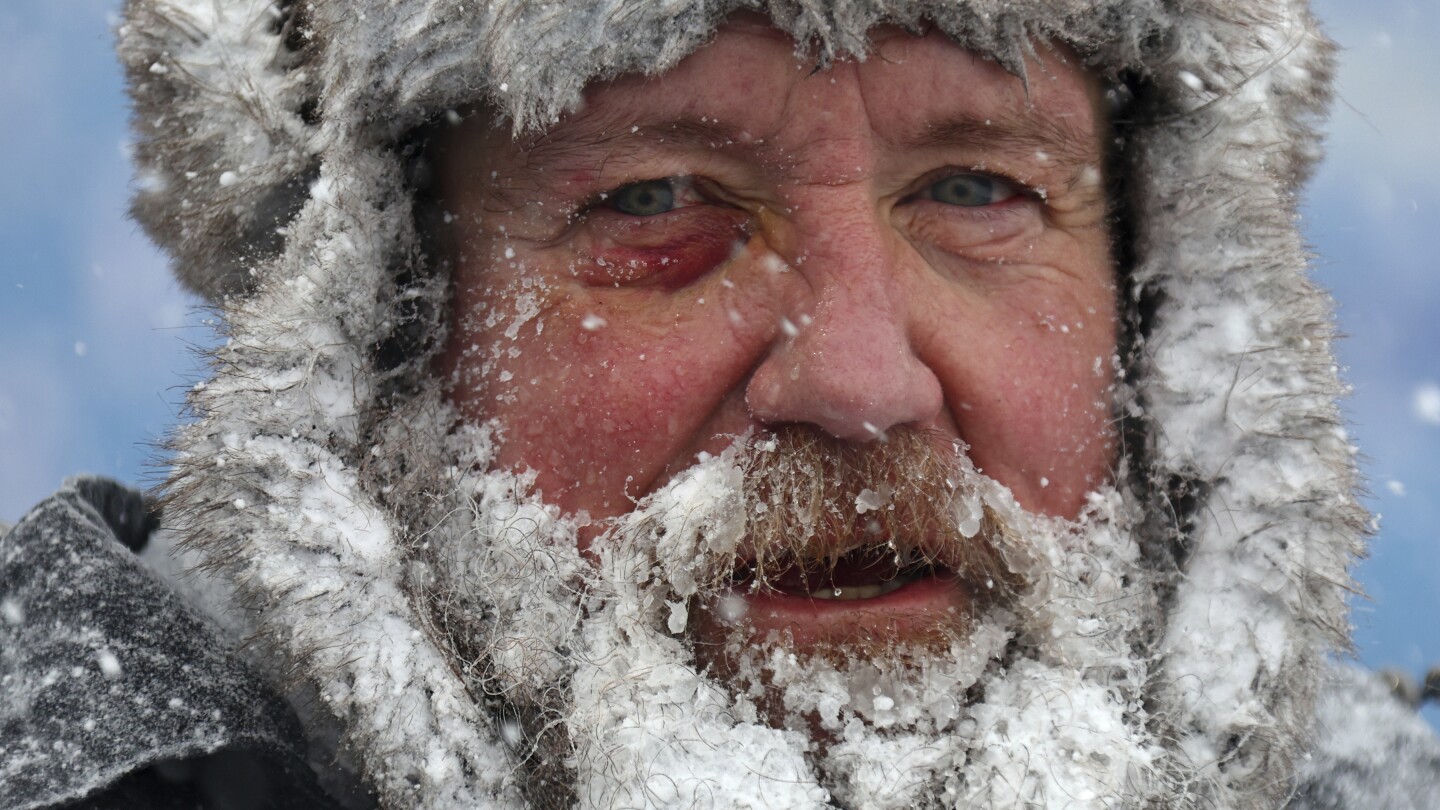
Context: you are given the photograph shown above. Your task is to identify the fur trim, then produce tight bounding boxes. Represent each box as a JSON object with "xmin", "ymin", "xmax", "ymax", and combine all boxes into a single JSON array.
[{"xmin": 122, "ymin": 0, "xmax": 1366, "ymax": 806}]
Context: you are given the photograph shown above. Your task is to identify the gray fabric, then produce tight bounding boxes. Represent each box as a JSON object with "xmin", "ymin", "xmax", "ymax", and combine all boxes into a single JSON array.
[
  {"xmin": 0, "ymin": 477, "xmax": 331, "ymax": 809},
  {"xmin": 1291, "ymin": 668, "xmax": 1440, "ymax": 810}
]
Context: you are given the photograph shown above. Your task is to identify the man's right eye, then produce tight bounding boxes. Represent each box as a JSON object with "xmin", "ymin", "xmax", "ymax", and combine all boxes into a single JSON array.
[{"xmin": 606, "ymin": 179, "xmax": 679, "ymax": 216}]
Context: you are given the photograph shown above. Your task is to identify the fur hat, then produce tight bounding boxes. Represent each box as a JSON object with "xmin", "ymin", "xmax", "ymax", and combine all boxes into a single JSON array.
[{"xmin": 119, "ymin": 1, "xmax": 1365, "ymax": 806}]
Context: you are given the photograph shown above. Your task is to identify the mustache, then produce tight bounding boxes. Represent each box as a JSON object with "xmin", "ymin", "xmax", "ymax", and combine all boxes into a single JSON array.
[{"xmin": 718, "ymin": 425, "xmax": 1021, "ymax": 601}]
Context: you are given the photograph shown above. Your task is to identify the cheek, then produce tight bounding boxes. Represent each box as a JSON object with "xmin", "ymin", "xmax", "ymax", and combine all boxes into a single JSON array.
[
  {"xmin": 932, "ymin": 290, "xmax": 1117, "ymax": 517},
  {"xmin": 490, "ymin": 345, "xmax": 678, "ymax": 514},
  {"xmin": 454, "ymin": 310, "xmax": 680, "ymax": 506},
  {"xmin": 447, "ymin": 283, "xmax": 778, "ymax": 519}
]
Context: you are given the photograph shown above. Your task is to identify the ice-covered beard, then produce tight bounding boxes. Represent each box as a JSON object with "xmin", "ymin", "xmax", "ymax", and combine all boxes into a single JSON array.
[
  {"xmin": 416, "ymin": 423, "xmax": 1166, "ymax": 809},
  {"xmin": 684, "ymin": 427, "xmax": 1020, "ymax": 732}
]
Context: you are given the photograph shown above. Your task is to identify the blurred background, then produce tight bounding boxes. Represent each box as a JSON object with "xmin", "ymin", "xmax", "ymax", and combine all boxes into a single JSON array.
[{"xmin": 2, "ymin": 0, "xmax": 1437, "ymax": 725}]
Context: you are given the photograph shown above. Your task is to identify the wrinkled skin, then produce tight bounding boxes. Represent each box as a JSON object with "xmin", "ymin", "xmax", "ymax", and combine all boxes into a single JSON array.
[{"xmin": 435, "ymin": 16, "xmax": 1117, "ymax": 656}]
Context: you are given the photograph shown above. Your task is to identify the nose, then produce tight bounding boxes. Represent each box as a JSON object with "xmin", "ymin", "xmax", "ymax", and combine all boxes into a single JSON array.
[{"xmin": 745, "ymin": 208, "xmax": 944, "ymax": 443}]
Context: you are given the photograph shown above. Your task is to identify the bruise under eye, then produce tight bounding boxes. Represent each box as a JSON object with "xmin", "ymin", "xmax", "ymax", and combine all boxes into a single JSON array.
[{"xmin": 580, "ymin": 205, "xmax": 750, "ymax": 290}]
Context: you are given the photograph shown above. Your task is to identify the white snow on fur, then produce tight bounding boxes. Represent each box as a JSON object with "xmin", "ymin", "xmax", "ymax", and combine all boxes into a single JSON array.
[{"xmin": 128, "ymin": 0, "xmax": 1365, "ymax": 806}]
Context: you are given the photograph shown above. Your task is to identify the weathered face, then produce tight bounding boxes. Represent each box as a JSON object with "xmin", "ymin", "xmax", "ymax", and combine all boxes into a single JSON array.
[{"xmin": 435, "ymin": 19, "xmax": 1117, "ymax": 666}]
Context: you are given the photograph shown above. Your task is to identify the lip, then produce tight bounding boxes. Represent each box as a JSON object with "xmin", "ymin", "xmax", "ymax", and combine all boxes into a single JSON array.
[{"xmin": 701, "ymin": 571, "xmax": 978, "ymax": 649}]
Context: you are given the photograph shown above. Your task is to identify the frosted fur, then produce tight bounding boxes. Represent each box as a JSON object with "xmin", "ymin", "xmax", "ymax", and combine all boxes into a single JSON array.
[
  {"xmin": 119, "ymin": 0, "xmax": 1365, "ymax": 807},
  {"xmin": 424, "ymin": 444, "xmax": 1161, "ymax": 808}
]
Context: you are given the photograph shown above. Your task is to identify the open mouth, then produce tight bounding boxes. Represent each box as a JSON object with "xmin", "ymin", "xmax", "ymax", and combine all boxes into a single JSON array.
[
  {"xmin": 733, "ymin": 544, "xmax": 954, "ymax": 602},
  {"xmin": 692, "ymin": 537, "xmax": 983, "ymax": 653}
]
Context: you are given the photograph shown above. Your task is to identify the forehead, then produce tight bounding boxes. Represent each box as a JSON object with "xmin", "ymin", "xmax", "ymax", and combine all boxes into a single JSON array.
[{"xmin": 513, "ymin": 21, "xmax": 1104, "ymax": 166}]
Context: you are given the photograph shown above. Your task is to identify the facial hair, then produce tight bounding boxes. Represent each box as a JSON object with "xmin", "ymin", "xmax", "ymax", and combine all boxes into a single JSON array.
[
  {"xmin": 410, "ymin": 423, "xmax": 1167, "ymax": 809},
  {"xmin": 680, "ymin": 427, "xmax": 1019, "ymax": 735}
]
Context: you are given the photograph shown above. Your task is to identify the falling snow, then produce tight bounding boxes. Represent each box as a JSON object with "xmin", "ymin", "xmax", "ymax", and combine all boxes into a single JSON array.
[{"xmin": 1413, "ymin": 382, "xmax": 1440, "ymax": 425}]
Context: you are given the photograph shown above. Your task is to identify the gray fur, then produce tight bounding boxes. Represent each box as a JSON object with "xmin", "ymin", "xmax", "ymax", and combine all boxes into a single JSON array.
[{"xmin": 118, "ymin": 0, "xmax": 1370, "ymax": 806}]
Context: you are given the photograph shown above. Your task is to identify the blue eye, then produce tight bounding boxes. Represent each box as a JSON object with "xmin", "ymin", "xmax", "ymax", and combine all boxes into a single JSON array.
[
  {"xmin": 924, "ymin": 174, "xmax": 1017, "ymax": 207},
  {"xmin": 608, "ymin": 179, "xmax": 677, "ymax": 216}
]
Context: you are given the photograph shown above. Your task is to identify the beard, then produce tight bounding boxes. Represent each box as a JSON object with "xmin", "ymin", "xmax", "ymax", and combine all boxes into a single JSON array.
[
  {"xmin": 683, "ymin": 428, "xmax": 1019, "ymax": 735},
  {"xmin": 407, "ymin": 423, "xmax": 1167, "ymax": 809}
]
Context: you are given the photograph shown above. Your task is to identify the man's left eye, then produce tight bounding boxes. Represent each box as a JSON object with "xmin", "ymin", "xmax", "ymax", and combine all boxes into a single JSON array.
[
  {"xmin": 606, "ymin": 179, "xmax": 679, "ymax": 216},
  {"xmin": 922, "ymin": 173, "xmax": 1018, "ymax": 207}
]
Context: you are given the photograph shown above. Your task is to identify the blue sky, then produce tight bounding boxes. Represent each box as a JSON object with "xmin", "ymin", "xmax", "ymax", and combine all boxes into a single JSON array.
[
  {"xmin": 3, "ymin": 0, "xmax": 1438, "ymax": 722},
  {"xmin": 1304, "ymin": 0, "xmax": 1440, "ymax": 724}
]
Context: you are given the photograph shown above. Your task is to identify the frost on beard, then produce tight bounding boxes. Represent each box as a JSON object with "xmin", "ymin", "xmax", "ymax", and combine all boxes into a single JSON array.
[{"xmin": 416, "ymin": 434, "xmax": 1164, "ymax": 809}]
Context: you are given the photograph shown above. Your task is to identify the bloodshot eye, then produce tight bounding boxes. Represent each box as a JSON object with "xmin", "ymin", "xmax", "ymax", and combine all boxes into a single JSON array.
[
  {"xmin": 924, "ymin": 173, "xmax": 1018, "ymax": 207},
  {"xmin": 607, "ymin": 179, "xmax": 680, "ymax": 216}
]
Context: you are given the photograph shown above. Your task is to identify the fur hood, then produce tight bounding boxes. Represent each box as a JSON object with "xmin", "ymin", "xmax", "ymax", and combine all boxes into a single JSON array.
[{"xmin": 118, "ymin": 0, "xmax": 1365, "ymax": 807}]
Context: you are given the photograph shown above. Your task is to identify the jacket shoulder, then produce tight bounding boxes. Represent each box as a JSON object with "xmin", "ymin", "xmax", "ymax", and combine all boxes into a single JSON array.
[{"xmin": 1, "ymin": 477, "xmax": 343, "ymax": 810}]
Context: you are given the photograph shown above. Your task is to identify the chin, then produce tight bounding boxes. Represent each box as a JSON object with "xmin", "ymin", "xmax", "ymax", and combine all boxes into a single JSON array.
[
  {"xmin": 689, "ymin": 586, "xmax": 1009, "ymax": 738},
  {"xmin": 404, "ymin": 419, "xmax": 1163, "ymax": 808}
]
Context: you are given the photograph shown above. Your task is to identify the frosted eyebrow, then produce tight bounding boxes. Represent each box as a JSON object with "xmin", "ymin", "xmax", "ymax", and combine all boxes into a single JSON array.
[
  {"xmin": 516, "ymin": 116, "xmax": 757, "ymax": 167},
  {"xmin": 896, "ymin": 111, "xmax": 1100, "ymax": 167}
]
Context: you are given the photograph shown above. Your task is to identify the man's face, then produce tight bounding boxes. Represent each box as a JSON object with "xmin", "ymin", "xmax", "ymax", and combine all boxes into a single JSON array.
[{"xmin": 435, "ymin": 20, "xmax": 1116, "ymax": 663}]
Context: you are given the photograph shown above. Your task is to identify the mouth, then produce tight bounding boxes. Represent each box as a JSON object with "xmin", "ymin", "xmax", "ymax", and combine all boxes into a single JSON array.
[
  {"xmin": 734, "ymin": 544, "xmax": 952, "ymax": 602},
  {"xmin": 694, "ymin": 537, "xmax": 985, "ymax": 651}
]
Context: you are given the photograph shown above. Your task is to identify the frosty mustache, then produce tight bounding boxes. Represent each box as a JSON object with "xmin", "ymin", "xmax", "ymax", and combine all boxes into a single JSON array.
[
  {"xmin": 677, "ymin": 424, "xmax": 1022, "ymax": 609},
  {"xmin": 422, "ymin": 422, "xmax": 1025, "ymax": 658},
  {"xmin": 421, "ymin": 422, "xmax": 1029, "ymax": 707}
]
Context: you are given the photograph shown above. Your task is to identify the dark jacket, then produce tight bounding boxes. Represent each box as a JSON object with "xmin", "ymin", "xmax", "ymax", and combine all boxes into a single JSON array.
[{"xmin": 0, "ymin": 478, "xmax": 347, "ymax": 810}]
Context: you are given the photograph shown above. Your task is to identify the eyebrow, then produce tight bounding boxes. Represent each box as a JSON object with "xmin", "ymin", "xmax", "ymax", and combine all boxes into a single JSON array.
[
  {"xmin": 517, "ymin": 116, "xmax": 754, "ymax": 168},
  {"xmin": 893, "ymin": 110, "xmax": 1101, "ymax": 167},
  {"xmin": 509, "ymin": 107, "xmax": 1101, "ymax": 180}
]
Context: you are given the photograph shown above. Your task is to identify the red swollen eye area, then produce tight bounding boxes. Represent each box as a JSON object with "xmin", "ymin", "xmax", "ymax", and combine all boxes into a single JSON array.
[{"xmin": 579, "ymin": 207, "xmax": 750, "ymax": 290}]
